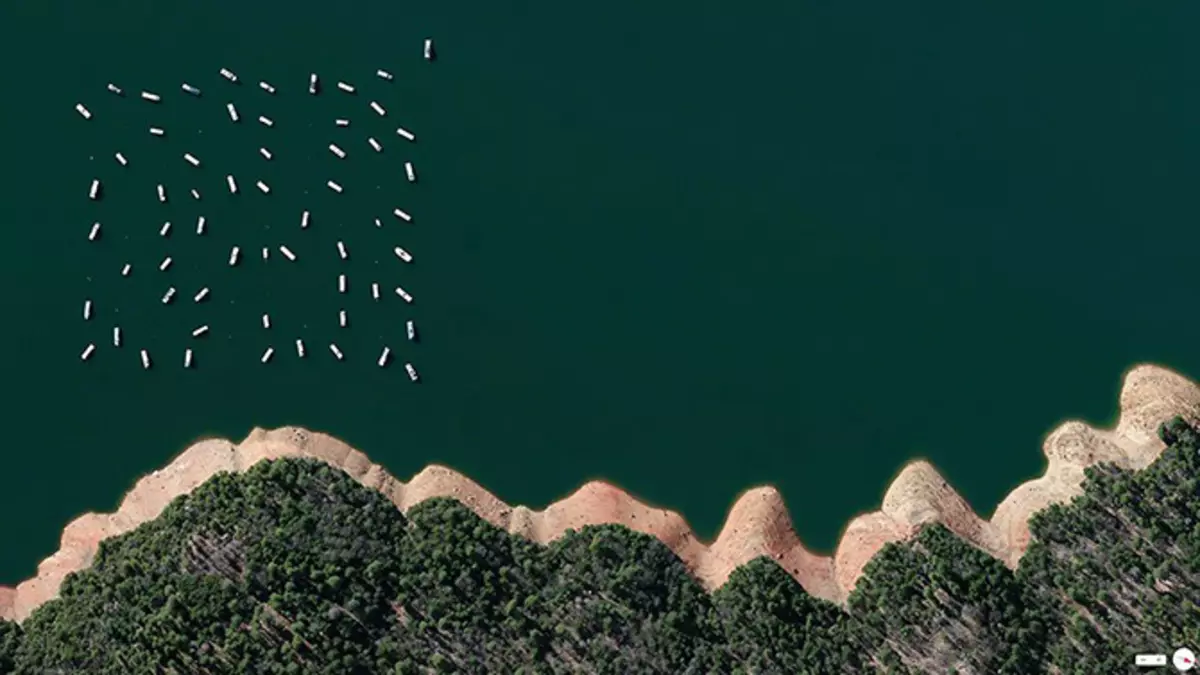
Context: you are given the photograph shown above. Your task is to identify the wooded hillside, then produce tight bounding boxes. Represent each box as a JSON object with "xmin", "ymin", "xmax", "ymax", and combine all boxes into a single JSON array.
[{"xmin": 2, "ymin": 417, "xmax": 1197, "ymax": 673}]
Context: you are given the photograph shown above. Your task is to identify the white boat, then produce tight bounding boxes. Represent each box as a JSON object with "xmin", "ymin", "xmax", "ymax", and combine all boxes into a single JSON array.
[
  {"xmin": 262, "ymin": 313, "xmax": 271, "ymax": 329},
  {"xmin": 141, "ymin": 349, "xmax": 152, "ymax": 370},
  {"xmin": 405, "ymin": 162, "xmax": 416, "ymax": 182},
  {"xmin": 377, "ymin": 69, "xmax": 394, "ymax": 81},
  {"xmin": 121, "ymin": 263, "xmax": 132, "ymax": 277},
  {"xmin": 327, "ymin": 180, "xmax": 343, "ymax": 193},
  {"xmin": 192, "ymin": 325, "xmax": 209, "ymax": 338},
  {"xmin": 190, "ymin": 188, "xmax": 201, "ymax": 200},
  {"xmin": 159, "ymin": 256, "xmax": 172, "ymax": 271},
  {"xmin": 424, "ymin": 38, "xmax": 435, "ymax": 61},
  {"xmin": 229, "ymin": 246, "xmax": 240, "ymax": 266},
  {"xmin": 81, "ymin": 344, "xmax": 96, "ymax": 361},
  {"xmin": 336, "ymin": 241, "xmax": 348, "ymax": 260},
  {"xmin": 159, "ymin": 221, "xmax": 171, "ymax": 237},
  {"xmin": 162, "ymin": 287, "xmax": 176, "ymax": 304},
  {"xmin": 393, "ymin": 208, "xmax": 412, "ymax": 222},
  {"xmin": 370, "ymin": 101, "xmax": 386, "ymax": 116},
  {"xmin": 258, "ymin": 115, "xmax": 274, "ymax": 127},
  {"xmin": 220, "ymin": 67, "xmax": 238, "ymax": 82},
  {"xmin": 368, "ymin": 137, "xmax": 382, "ymax": 152},
  {"xmin": 196, "ymin": 216, "xmax": 206, "ymax": 235},
  {"xmin": 395, "ymin": 286, "xmax": 413, "ymax": 303},
  {"xmin": 149, "ymin": 127, "xmax": 165, "ymax": 137},
  {"xmin": 338, "ymin": 309, "xmax": 347, "ymax": 327},
  {"xmin": 184, "ymin": 348, "xmax": 194, "ymax": 368},
  {"xmin": 393, "ymin": 246, "xmax": 413, "ymax": 263},
  {"xmin": 115, "ymin": 152, "xmax": 128, "ymax": 166},
  {"xmin": 89, "ymin": 179, "xmax": 101, "ymax": 200},
  {"xmin": 335, "ymin": 119, "xmax": 350, "ymax": 127},
  {"xmin": 107, "ymin": 83, "xmax": 123, "ymax": 95},
  {"xmin": 396, "ymin": 127, "xmax": 416, "ymax": 142},
  {"xmin": 301, "ymin": 210, "xmax": 310, "ymax": 229},
  {"xmin": 329, "ymin": 343, "xmax": 344, "ymax": 361},
  {"xmin": 113, "ymin": 326, "xmax": 121, "ymax": 347},
  {"xmin": 262, "ymin": 247, "xmax": 270, "ymax": 260},
  {"xmin": 377, "ymin": 347, "xmax": 391, "ymax": 367},
  {"xmin": 156, "ymin": 184, "xmax": 167, "ymax": 202},
  {"xmin": 183, "ymin": 152, "xmax": 200, "ymax": 167},
  {"xmin": 261, "ymin": 347, "xmax": 275, "ymax": 364},
  {"xmin": 309, "ymin": 73, "xmax": 319, "ymax": 94},
  {"xmin": 88, "ymin": 222, "xmax": 101, "ymax": 241},
  {"xmin": 256, "ymin": 180, "xmax": 270, "ymax": 194},
  {"xmin": 405, "ymin": 362, "xmax": 419, "ymax": 381},
  {"xmin": 227, "ymin": 175, "xmax": 239, "ymax": 194},
  {"xmin": 193, "ymin": 287, "xmax": 209, "ymax": 303},
  {"xmin": 279, "ymin": 245, "xmax": 296, "ymax": 261},
  {"xmin": 181, "ymin": 83, "xmax": 201, "ymax": 96},
  {"xmin": 140, "ymin": 91, "xmax": 161, "ymax": 102},
  {"xmin": 227, "ymin": 102, "xmax": 239, "ymax": 122},
  {"xmin": 407, "ymin": 320, "xmax": 416, "ymax": 341},
  {"xmin": 329, "ymin": 143, "xmax": 346, "ymax": 159},
  {"xmin": 75, "ymin": 103, "xmax": 92, "ymax": 119},
  {"xmin": 338, "ymin": 274, "xmax": 347, "ymax": 294},
  {"xmin": 371, "ymin": 282, "xmax": 380, "ymax": 300},
  {"xmin": 373, "ymin": 218, "xmax": 382, "ymax": 228},
  {"xmin": 259, "ymin": 80, "xmax": 276, "ymax": 94},
  {"xmin": 295, "ymin": 339, "xmax": 306, "ymax": 357},
  {"xmin": 83, "ymin": 299, "xmax": 93, "ymax": 320},
  {"xmin": 337, "ymin": 81, "xmax": 355, "ymax": 93},
  {"xmin": 260, "ymin": 147, "xmax": 272, "ymax": 160}
]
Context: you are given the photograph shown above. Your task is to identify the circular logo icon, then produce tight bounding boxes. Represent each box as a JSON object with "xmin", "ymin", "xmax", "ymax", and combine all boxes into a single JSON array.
[{"xmin": 1175, "ymin": 648, "xmax": 1196, "ymax": 672}]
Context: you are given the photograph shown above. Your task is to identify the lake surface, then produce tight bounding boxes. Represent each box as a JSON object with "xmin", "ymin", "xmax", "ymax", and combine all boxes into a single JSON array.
[{"xmin": 0, "ymin": 1, "xmax": 1198, "ymax": 583}]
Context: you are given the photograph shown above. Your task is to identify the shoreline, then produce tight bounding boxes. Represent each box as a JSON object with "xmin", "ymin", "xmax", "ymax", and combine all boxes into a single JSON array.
[{"xmin": 2, "ymin": 363, "xmax": 1198, "ymax": 622}]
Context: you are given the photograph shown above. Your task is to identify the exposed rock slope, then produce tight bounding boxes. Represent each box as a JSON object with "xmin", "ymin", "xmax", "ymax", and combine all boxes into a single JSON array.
[{"xmin": 1, "ymin": 364, "xmax": 1196, "ymax": 623}]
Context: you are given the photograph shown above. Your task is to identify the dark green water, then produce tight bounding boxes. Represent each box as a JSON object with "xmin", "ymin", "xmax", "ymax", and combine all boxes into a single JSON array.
[{"xmin": 0, "ymin": 1, "xmax": 1198, "ymax": 583}]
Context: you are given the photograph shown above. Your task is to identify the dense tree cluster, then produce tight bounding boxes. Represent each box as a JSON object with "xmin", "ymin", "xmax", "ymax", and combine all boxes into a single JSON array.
[{"xmin": 0, "ymin": 417, "xmax": 1197, "ymax": 673}]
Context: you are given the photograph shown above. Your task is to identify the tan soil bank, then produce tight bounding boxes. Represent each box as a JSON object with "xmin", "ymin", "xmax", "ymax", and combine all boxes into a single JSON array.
[{"xmin": 2, "ymin": 364, "xmax": 1198, "ymax": 623}]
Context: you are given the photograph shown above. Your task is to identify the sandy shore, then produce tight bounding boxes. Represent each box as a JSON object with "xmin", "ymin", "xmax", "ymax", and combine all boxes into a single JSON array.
[{"xmin": 1, "ymin": 363, "xmax": 1197, "ymax": 623}]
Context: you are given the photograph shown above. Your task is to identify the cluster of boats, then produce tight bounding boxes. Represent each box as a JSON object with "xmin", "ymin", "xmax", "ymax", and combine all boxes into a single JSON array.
[{"xmin": 76, "ymin": 43, "xmax": 436, "ymax": 382}]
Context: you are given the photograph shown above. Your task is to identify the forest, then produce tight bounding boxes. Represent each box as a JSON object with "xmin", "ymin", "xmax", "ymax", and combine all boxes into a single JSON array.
[{"xmin": 1, "ymin": 417, "xmax": 1198, "ymax": 673}]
